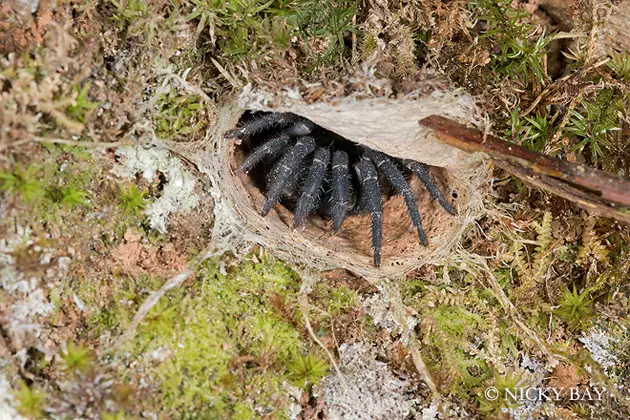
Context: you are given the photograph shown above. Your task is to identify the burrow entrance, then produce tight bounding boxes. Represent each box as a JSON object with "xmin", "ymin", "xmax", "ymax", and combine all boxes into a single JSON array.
[{"xmin": 231, "ymin": 110, "xmax": 463, "ymax": 267}]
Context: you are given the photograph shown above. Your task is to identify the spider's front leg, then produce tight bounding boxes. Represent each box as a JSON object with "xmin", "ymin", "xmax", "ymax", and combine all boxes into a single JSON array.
[
  {"xmin": 364, "ymin": 149, "xmax": 428, "ymax": 246},
  {"xmin": 262, "ymin": 136, "xmax": 316, "ymax": 216},
  {"xmin": 355, "ymin": 158, "xmax": 383, "ymax": 267},
  {"xmin": 237, "ymin": 133, "xmax": 291, "ymax": 174},
  {"xmin": 225, "ymin": 112, "xmax": 314, "ymax": 139}
]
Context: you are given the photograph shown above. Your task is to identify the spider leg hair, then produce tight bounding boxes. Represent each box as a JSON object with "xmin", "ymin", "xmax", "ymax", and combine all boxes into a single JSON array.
[
  {"xmin": 262, "ymin": 136, "xmax": 316, "ymax": 216},
  {"xmin": 294, "ymin": 147, "xmax": 330, "ymax": 228},
  {"xmin": 365, "ymin": 150, "xmax": 428, "ymax": 246},
  {"xmin": 355, "ymin": 158, "xmax": 382, "ymax": 267},
  {"xmin": 331, "ymin": 150, "xmax": 350, "ymax": 231},
  {"xmin": 237, "ymin": 133, "xmax": 291, "ymax": 174},
  {"xmin": 225, "ymin": 112, "xmax": 313, "ymax": 139},
  {"xmin": 404, "ymin": 160, "xmax": 456, "ymax": 215}
]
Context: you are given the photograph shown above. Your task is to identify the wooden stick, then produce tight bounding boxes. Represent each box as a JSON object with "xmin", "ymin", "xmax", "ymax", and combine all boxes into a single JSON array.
[{"xmin": 419, "ymin": 115, "xmax": 630, "ymax": 224}]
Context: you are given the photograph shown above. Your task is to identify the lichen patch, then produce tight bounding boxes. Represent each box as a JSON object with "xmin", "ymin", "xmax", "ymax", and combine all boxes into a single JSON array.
[{"xmin": 112, "ymin": 146, "xmax": 200, "ymax": 234}]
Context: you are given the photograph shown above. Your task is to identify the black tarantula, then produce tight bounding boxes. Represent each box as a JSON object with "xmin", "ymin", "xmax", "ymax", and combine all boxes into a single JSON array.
[{"xmin": 227, "ymin": 111, "xmax": 456, "ymax": 267}]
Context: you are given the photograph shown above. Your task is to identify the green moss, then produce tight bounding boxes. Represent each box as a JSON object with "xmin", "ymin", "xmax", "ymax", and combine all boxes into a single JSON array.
[
  {"xmin": 287, "ymin": 352, "xmax": 329, "ymax": 388},
  {"xmin": 184, "ymin": 0, "xmax": 358, "ymax": 68},
  {"xmin": 0, "ymin": 163, "xmax": 44, "ymax": 203},
  {"xmin": 65, "ymin": 82, "xmax": 99, "ymax": 123},
  {"xmin": 100, "ymin": 256, "xmax": 326, "ymax": 418},
  {"xmin": 101, "ymin": 412, "xmax": 129, "ymax": 420},
  {"xmin": 608, "ymin": 51, "xmax": 630, "ymax": 81},
  {"xmin": 478, "ymin": 370, "xmax": 525, "ymax": 415},
  {"xmin": 110, "ymin": 0, "xmax": 181, "ymax": 43},
  {"xmin": 15, "ymin": 383, "xmax": 48, "ymax": 418},
  {"xmin": 316, "ymin": 283, "xmax": 357, "ymax": 315},
  {"xmin": 472, "ymin": 0, "xmax": 550, "ymax": 85},
  {"xmin": 83, "ymin": 274, "xmax": 166, "ymax": 339},
  {"xmin": 117, "ymin": 183, "xmax": 149, "ymax": 216},
  {"xmin": 555, "ymin": 286, "xmax": 595, "ymax": 332},
  {"xmin": 566, "ymin": 89, "xmax": 626, "ymax": 166},
  {"xmin": 425, "ymin": 303, "xmax": 493, "ymax": 394},
  {"xmin": 153, "ymin": 89, "xmax": 206, "ymax": 141},
  {"xmin": 60, "ymin": 342, "xmax": 93, "ymax": 375},
  {"xmin": 433, "ymin": 305, "xmax": 486, "ymax": 338}
]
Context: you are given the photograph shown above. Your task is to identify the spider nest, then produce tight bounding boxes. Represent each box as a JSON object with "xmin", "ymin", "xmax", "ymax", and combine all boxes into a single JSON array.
[{"xmin": 186, "ymin": 85, "xmax": 488, "ymax": 279}]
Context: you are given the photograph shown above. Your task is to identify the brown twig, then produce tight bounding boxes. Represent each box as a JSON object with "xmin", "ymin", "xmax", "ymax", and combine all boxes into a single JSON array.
[{"xmin": 419, "ymin": 115, "xmax": 630, "ymax": 224}]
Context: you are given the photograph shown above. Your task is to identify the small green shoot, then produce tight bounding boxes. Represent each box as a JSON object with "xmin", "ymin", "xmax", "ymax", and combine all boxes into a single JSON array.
[
  {"xmin": 324, "ymin": 284, "xmax": 357, "ymax": 315},
  {"xmin": 59, "ymin": 184, "xmax": 90, "ymax": 208},
  {"xmin": 102, "ymin": 412, "xmax": 128, "ymax": 420},
  {"xmin": 288, "ymin": 352, "xmax": 329, "ymax": 388},
  {"xmin": 567, "ymin": 98, "xmax": 620, "ymax": 164},
  {"xmin": 0, "ymin": 163, "xmax": 44, "ymax": 203},
  {"xmin": 117, "ymin": 183, "xmax": 148, "ymax": 216},
  {"xmin": 141, "ymin": 298, "xmax": 180, "ymax": 338},
  {"xmin": 522, "ymin": 113, "xmax": 551, "ymax": 152},
  {"xmin": 479, "ymin": 371, "xmax": 524, "ymax": 415},
  {"xmin": 154, "ymin": 90, "xmax": 204, "ymax": 141},
  {"xmin": 15, "ymin": 383, "xmax": 47, "ymax": 418},
  {"xmin": 608, "ymin": 51, "xmax": 630, "ymax": 81},
  {"xmin": 66, "ymin": 83, "xmax": 99, "ymax": 122},
  {"xmin": 555, "ymin": 286, "xmax": 595, "ymax": 331},
  {"xmin": 111, "ymin": 0, "xmax": 150, "ymax": 29},
  {"xmin": 60, "ymin": 342, "xmax": 92, "ymax": 374}
]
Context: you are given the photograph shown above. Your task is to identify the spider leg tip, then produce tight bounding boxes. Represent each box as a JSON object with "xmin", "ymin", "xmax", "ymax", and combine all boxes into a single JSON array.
[
  {"xmin": 443, "ymin": 202, "xmax": 457, "ymax": 215},
  {"xmin": 260, "ymin": 204, "xmax": 271, "ymax": 217},
  {"xmin": 292, "ymin": 216, "xmax": 305, "ymax": 229},
  {"xmin": 224, "ymin": 129, "xmax": 240, "ymax": 139}
]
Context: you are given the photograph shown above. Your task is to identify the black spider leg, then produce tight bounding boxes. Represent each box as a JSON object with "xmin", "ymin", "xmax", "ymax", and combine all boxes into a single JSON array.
[
  {"xmin": 294, "ymin": 147, "xmax": 331, "ymax": 228},
  {"xmin": 355, "ymin": 158, "xmax": 382, "ymax": 267},
  {"xmin": 404, "ymin": 160, "xmax": 456, "ymax": 215},
  {"xmin": 225, "ymin": 112, "xmax": 313, "ymax": 139},
  {"xmin": 330, "ymin": 151, "xmax": 350, "ymax": 231},
  {"xmin": 262, "ymin": 136, "xmax": 316, "ymax": 216},
  {"xmin": 237, "ymin": 133, "xmax": 292, "ymax": 174},
  {"xmin": 364, "ymin": 149, "xmax": 428, "ymax": 246}
]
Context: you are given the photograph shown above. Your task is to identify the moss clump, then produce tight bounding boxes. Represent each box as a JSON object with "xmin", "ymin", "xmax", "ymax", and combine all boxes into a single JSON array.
[
  {"xmin": 15, "ymin": 383, "xmax": 48, "ymax": 418},
  {"xmin": 114, "ymin": 256, "xmax": 327, "ymax": 418},
  {"xmin": 117, "ymin": 183, "xmax": 149, "ymax": 216},
  {"xmin": 153, "ymin": 89, "xmax": 207, "ymax": 141},
  {"xmin": 554, "ymin": 286, "xmax": 595, "ymax": 332},
  {"xmin": 0, "ymin": 163, "xmax": 44, "ymax": 203},
  {"xmin": 60, "ymin": 342, "xmax": 93, "ymax": 375},
  {"xmin": 184, "ymin": 0, "xmax": 359, "ymax": 69}
]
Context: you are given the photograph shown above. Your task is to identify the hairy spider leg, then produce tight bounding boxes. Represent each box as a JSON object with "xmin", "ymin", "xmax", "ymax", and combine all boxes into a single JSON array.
[
  {"xmin": 225, "ymin": 112, "xmax": 313, "ymax": 139},
  {"xmin": 330, "ymin": 151, "xmax": 350, "ymax": 231},
  {"xmin": 262, "ymin": 136, "xmax": 316, "ymax": 216},
  {"xmin": 237, "ymin": 133, "xmax": 292, "ymax": 174},
  {"xmin": 364, "ymin": 150, "xmax": 428, "ymax": 246},
  {"xmin": 294, "ymin": 147, "xmax": 331, "ymax": 228},
  {"xmin": 355, "ymin": 159, "xmax": 382, "ymax": 267},
  {"xmin": 404, "ymin": 160, "xmax": 456, "ymax": 215}
]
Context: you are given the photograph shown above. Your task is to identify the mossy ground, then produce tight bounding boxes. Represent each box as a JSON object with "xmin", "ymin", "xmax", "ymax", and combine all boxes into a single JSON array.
[{"xmin": 1, "ymin": 0, "xmax": 629, "ymax": 418}]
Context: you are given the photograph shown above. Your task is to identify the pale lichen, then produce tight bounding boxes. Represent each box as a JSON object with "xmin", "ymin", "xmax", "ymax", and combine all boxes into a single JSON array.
[
  {"xmin": 0, "ymin": 374, "xmax": 26, "ymax": 420},
  {"xmin": 579, "ymin": 330, "xmax": 619, "ymax": 371},
  {"xmin": 318, "ymin": 343, "xmax": 415, "ymax": 419},
  {"xmin": 112, "ymin": 146, "xmax": 200, "ymax": 233},
  {"xmin": 0, "ymin": 225, "xmax": 54, "ymax": 351}
]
